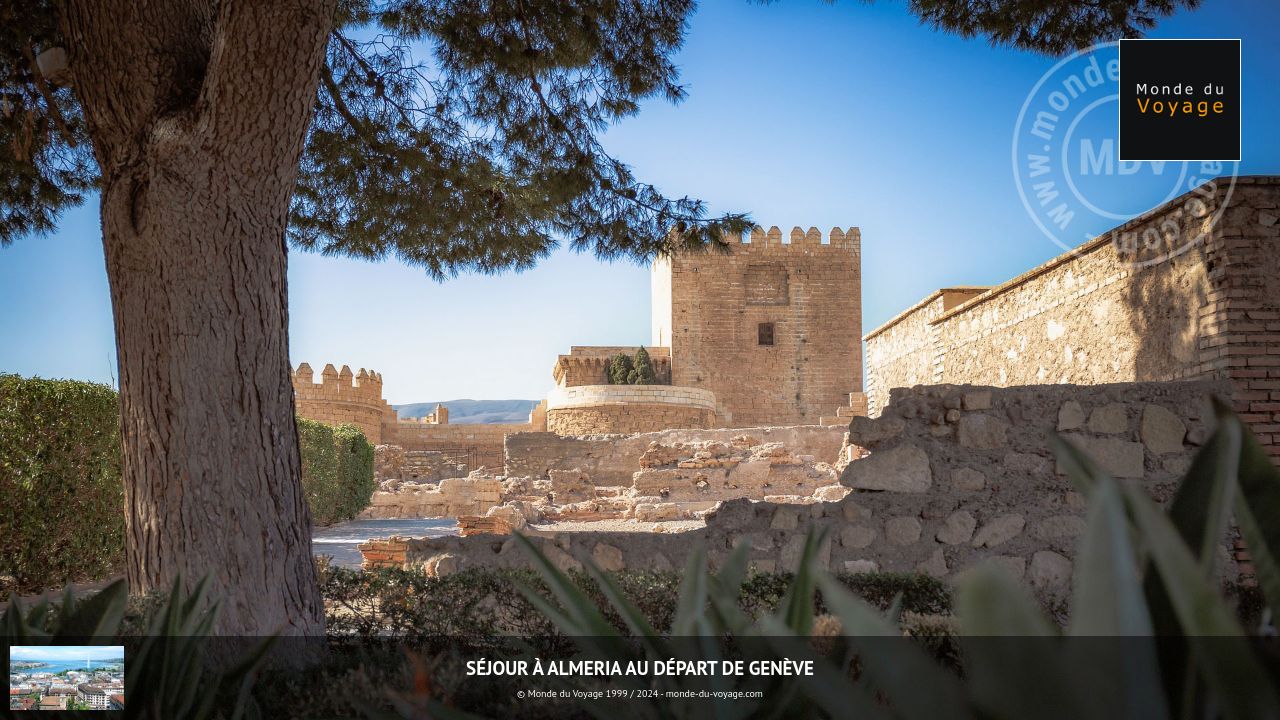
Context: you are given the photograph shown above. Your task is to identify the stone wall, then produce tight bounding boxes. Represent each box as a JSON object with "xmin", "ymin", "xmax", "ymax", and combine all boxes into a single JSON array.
[
  {"xmin": 360, "ymin": 475, "xmax": 503, "ymax": 519},
  {"xmin": 864, "ymin": 177, "xmax": 1280, "ymax": 459},
  {"xmin": 383, "ymin": 421, "xmax": 530, "ymax": 470},
  {"xmin": 545, "ymin": 385, "xmax": 717, "ymax": 435},
  {"xmin": 505, "ymin": 425, "xmax": 847, "ymax": 487},
  {"xmin": 864, "ymin": 288, "xmax": 988, "ymax": 416},
  {"xmin": 652, "ymin": 226, "xmax": 862, "ymax": 427},
  {"xmin": 393, "ymin": 381, "xmax": 1232, "ymax": 600},
  {"xmin": 375, "ymin": 445, "xmax": 469, "ymax": 483}
]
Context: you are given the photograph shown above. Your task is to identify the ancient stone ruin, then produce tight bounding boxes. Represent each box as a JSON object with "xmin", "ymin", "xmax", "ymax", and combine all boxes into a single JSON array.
[
  {"xmin": 365, "ymin": 381, "xmax": 1233, "ymax": 602},
  {"xmin": 318, "ymin": 177, "xmax": 1278, "ymax": 601},
  {"xmin": 360, "ymin": 425, "xmax": 852, "ymax": 530}
]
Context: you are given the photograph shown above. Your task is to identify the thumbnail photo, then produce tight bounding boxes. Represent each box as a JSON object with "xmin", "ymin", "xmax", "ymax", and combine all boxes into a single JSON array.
[{"xmin": 8, "ymin": 646, "xmax": 124, "ymax": 712}]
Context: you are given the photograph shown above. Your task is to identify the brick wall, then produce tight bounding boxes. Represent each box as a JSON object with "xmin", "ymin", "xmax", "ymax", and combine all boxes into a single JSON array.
[
  {"xmin": 356, "ymin": 537, "xmax": 408, "ymax": 568},
  {"xmin": 1211, "ymin": 180, "xmax": 1280, "ymax": 456},
  {"xmin": 652, "ymin": 227, "xmax": 862, "ymax": 427},
  {"xmin": 864, "ymin": 176, "xmax": 1280, "ymax": 456}
]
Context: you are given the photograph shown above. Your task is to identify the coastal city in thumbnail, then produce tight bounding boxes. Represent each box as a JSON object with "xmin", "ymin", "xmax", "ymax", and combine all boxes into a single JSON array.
[{"xmin": 9, "ymin": 646, "xmax": 124, "ymax": 711}]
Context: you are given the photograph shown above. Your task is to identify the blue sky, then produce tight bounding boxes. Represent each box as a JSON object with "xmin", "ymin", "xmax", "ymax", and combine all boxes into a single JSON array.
[
  {"xmin": 10, "ymin": 646, "xmax": 122, "ymax": 662},
  {"xmin": 2, "ymin": 0, "xmax": 1277, "ymax": 403}
]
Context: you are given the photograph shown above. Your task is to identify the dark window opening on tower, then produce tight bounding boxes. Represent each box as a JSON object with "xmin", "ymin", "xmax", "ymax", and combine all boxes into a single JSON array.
[{"xmin": 758, "ymin": 322, "xmax": 775, "ymax": 346}]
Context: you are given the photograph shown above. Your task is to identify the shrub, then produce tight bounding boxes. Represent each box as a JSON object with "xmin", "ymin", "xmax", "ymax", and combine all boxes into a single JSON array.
[
  {"xmin": 333, "ymin": 423, "xmax": 376, "ymax": 519},
  {"xmin": 298, "ymin": 417, "xmax": 339, "ymax": 524},
  {"xmin": 317, "ymin": 564, "xmax": 950, "ymax": 638},
  {"xmin": 0, "ymin": 375, "xmax": 371, "ymax": 594},
  {"xmin": 299, "ymin": 419, "xmax": 374, "ymax": 525},
  {"xmin": 737, "ymin": 570, "xmax": 950, "ymax": 618},
  {"xmin": 627, "ymin": 346, "xmax": 656, "ymax": 385},
  {"xmin": 0, "ymin": 374, "xmax": 124, "ymax": 594},
  {"xmin": 607, "ymin": 353, "xmax": 632, "ymax": 385}
]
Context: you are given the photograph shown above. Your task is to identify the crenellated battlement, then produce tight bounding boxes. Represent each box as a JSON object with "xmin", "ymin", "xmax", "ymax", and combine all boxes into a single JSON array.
[
  {"xmin": 729, "ymin": 225, "xmax": 860, "ymax": 250},
  {"xmin": 653, "ymin": 222, "xmax": 863, "ymax": 427},
  {"xmin": 291, "ymin": 362, "xmax": 392, "ymax": 442},
  {"xmin": 552, "ymin": 347, "xmax": 673, "ymax": 387},
  {"xmin": 293, "ymin": 362, "xmax": 385, "ymax": 400}
]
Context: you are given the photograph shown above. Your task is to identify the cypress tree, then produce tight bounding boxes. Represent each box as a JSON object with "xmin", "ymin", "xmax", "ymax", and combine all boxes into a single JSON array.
[
  {"xmin": 629, "ymin": 346, "xmax": 657, "ymax": 385},
  {"xmin": 608, "ymin": 353, "xmax": 634, "ymax": 385}
]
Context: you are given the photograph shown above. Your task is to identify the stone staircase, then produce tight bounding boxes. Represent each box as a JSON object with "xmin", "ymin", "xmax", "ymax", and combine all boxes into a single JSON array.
[{"xmin": 820, "ymin": 391, "xmax": 869, "ymax": 426}]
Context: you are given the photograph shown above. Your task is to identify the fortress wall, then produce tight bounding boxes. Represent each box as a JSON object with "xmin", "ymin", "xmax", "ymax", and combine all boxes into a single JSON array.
[
  {"xmin": 547, "ymin": 404, "xmax": 715, "ymax": 435},
  {"xmin": 545, "ymin": 385, "xmax": 716, "ymax": 435},
  {"xmin": 655, "ymin": 227, "xmax": 862, "ymax": 428},
  {"xmin": 384, "ymin": 421, "xmax": 533, "ymax": 470},
  {"xmin": 292, "ymin": 363, "xmax": 391, "ymax": 444},
  {"xmin": 387, "ymin": 381, "xmax": 1230, "ymax": 600},
  {"xmin": 864, "ymin": 177, "xmax": 1280, "ymax": 455},
  {"xmin": 1215, "ymin": 180, "xmax": 1280, "ymax": 456},
  {"xmin": 864, "ymin": 289, "xmax": 986, "ymax": 417},
  {"xmin": 293, "ymin": 362, "xmax": 539, "ymax": 465}
]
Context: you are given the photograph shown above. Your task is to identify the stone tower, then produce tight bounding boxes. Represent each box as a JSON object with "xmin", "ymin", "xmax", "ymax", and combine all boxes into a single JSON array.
[{"xmin": 651, "ymin": 226, "xmax": 863, "ymax": 427}]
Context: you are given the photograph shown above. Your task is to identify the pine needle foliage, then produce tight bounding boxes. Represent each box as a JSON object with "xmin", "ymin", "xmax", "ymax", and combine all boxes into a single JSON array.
[
  {"xmin": 3, "ymin": 1, "xmax": 1201, "ymax": 264},
  {"xmin": 1, "ymin": 0, "xmax": 754, "ymax": 274}
]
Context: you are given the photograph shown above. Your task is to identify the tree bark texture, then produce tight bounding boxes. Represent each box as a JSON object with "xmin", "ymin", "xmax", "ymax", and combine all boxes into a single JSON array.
[{"xmin": 61, "ymin": 0, "xmax": 337, "ymax": 635}]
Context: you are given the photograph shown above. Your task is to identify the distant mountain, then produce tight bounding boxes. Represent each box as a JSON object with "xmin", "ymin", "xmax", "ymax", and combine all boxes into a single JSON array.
[{"xmin": 394, "ymin": 399, "xmax": 539, "ymax": 425}]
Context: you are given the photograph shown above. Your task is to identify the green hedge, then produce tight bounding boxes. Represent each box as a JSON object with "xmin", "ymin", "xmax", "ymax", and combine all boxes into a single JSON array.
[
  {"xmin": 0, "ymin": 374, "xmax": 124, "ymax": 594},
  {"xmin": 333, "ymin": 423, "xmax": 375, "ymax": 518},
  {"xmin": 1, "ymin": 374, "xmax": 374, "ymax": 594},
  {"xmin": 298, "ymin": 419, "xmax": 375, "ymax": 525}
]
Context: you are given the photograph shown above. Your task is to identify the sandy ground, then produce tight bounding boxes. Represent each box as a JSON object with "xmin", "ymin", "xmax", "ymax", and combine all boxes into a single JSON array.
[{"xmin": 525, "ymin": 519, "xmax": 705, "ymax": 534}]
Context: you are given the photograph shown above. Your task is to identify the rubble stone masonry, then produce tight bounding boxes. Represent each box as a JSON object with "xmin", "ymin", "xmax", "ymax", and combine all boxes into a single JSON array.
[
  {"xmin": 652, "ymin": 226, "xmax": 862, "ymax": 428},
  {"xmin": 505, "ymin": 425, "xmax": 846, "ymax": 486},
  {"xmin": 394, "ymin": 381, "xmax": 1232, "ymax": 600},
  {"xmin": 865, "ymin": 177, "xmax": 1280, "ymax": 456}
]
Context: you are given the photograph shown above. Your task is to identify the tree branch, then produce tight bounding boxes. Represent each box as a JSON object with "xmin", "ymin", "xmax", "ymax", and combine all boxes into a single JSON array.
[{"xmin": 320, "ymin": 62, "xmax": 389, "ymax": 153}]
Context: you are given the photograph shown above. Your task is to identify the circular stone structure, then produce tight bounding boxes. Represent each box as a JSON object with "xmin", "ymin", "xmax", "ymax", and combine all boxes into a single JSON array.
[{"xmin": 545, "ymin": 385, "xmax": 717, "ymax": 435}]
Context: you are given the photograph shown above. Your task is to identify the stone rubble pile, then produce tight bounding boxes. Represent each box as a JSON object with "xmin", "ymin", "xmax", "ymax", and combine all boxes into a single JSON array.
[{"xmin": 360, "ymin": 432, "xmax": 853, "ymax": 531}]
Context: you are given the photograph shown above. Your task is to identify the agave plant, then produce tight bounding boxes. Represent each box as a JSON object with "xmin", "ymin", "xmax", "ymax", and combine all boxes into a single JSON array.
[
  {"xmin": 388, "ymin": 399, "xmax": 1280, "ymax": 719},
  {"xmin": 1, "ymin": 576, "xmax": 273, "ymax": 720}
]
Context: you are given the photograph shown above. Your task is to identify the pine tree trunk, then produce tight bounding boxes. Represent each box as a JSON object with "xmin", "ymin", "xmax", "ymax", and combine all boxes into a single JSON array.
[{"xmin": 64, "ymin": 1, "xmax": 337, "ymax": 635}]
